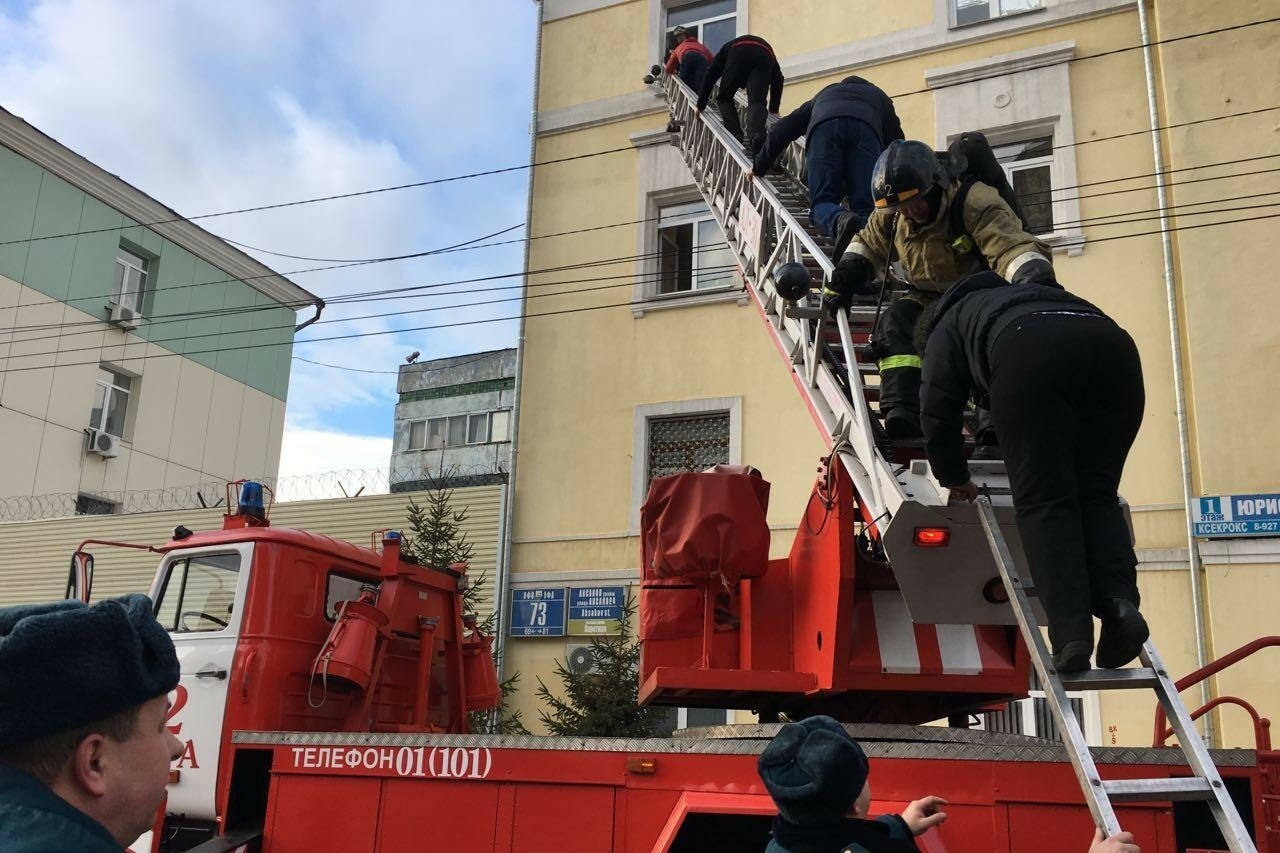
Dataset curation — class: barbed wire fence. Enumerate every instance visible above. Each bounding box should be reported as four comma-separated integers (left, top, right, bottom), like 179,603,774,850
0,464,508,523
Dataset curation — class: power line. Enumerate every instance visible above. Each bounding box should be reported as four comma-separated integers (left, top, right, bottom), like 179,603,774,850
0,14,1274,258
1,159,1275,343
0,264,743,363
2,207,1278,377
0,242,736,341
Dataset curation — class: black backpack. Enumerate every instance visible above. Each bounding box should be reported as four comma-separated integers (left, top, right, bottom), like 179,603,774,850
941,131,1032,266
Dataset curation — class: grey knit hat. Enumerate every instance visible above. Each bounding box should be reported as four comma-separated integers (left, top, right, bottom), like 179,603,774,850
758,716,870,825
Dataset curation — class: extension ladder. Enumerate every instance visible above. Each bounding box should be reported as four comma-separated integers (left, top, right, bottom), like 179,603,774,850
655,70,1257,849
975,497,1255,850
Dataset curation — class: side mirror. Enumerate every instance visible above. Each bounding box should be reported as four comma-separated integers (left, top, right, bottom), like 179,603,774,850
66,551,94,603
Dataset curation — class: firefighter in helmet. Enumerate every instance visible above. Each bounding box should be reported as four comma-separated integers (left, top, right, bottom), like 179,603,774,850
823,139,1056,443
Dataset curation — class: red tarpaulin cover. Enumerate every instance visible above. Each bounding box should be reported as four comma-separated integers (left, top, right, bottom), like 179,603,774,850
640,467,770,640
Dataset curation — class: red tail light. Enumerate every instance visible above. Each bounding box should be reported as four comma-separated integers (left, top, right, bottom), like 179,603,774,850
913,527,950,547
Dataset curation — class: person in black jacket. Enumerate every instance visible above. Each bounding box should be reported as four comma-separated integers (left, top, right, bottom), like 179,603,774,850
759,715,947,853
695,34,784,155
920,271,1149,673
749,76,903,257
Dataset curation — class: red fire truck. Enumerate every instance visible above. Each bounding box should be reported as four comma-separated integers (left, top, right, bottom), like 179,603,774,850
68,477,1275,853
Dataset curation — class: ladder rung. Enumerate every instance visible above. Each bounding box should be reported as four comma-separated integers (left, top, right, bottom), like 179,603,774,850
785,305,823,321
1102,777,1215,803
1059,668,1161,691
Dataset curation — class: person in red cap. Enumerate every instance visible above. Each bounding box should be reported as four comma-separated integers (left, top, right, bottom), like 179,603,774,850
663,25,713,91
0,595,184,852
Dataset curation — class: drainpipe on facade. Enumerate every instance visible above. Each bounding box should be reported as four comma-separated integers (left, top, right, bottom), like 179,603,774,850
1136,0,1213,746
494,0,544,682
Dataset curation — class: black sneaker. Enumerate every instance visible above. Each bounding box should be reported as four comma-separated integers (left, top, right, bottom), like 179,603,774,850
1096,599,1149,669
1051,640,1093,674
831,211,866,262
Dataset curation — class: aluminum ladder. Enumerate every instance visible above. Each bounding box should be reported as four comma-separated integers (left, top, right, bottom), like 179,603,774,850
975,496,1256,850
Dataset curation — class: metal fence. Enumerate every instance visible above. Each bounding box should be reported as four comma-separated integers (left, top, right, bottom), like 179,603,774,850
0,464,508,522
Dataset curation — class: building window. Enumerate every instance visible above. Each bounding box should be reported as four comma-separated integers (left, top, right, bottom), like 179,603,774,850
993,136,1055,235
665,0,736,55
490,410,511,442
656,201,737,296
646,412,731,485
953,0,1043,26
90,367,132,437
408,410,511,450
113,245,149,314
75,494,116,516
982,669,1099,743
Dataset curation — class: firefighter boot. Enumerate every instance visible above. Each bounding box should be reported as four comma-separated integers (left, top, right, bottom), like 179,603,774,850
878,364,923,439
969,407,1002,460
831,210,867,263
1096,598,1149,669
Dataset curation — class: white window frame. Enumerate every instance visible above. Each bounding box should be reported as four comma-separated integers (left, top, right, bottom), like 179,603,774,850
655,200,736,297
407,410,509,451
949,0,1045,28
646,0,746,73
630,397,742,531
90,366,133,438
927,41,1085,256
992,134,1056,237
663,0,736,54
112,245,150,314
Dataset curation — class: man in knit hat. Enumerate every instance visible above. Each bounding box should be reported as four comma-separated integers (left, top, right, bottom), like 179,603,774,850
0,594,184,852
757,715,946,852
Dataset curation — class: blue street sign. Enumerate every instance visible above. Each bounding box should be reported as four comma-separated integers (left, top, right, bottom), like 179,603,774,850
568,586,625,636
1193,493,1280,538
509,588,566,637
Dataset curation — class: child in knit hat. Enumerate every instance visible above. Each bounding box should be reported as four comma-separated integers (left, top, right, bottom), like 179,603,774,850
758,715,947,853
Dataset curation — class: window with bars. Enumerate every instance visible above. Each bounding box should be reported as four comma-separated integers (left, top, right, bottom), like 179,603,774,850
982,667,1096,743
953,0,1043,27
646,412,731,486
75,494,117,516
406,410,511,450
665,0,736,56
656,200,738,296
992,135,1055,235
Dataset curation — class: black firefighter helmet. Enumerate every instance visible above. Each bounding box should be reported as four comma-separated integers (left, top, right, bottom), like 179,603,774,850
871,140,949,211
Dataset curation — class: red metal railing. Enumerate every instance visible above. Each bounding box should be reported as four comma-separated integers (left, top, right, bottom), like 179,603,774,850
1152,636,1279,751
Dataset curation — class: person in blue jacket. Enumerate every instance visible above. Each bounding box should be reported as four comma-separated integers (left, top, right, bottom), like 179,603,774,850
749,76,904,259
758,715,947,852
0,595,184,852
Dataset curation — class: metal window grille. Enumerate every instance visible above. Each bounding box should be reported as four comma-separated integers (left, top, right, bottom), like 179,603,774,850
74,494,116,516
646,413,731,485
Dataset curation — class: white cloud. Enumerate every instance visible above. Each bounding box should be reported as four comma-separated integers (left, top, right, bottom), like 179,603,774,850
275,425,393,500
0,0,536,447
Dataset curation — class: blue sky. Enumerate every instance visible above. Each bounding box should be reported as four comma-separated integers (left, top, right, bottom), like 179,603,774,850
0,0,538,474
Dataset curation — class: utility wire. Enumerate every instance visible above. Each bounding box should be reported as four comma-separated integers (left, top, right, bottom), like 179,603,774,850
4,149,1274,336
2,207,1278,377
0,242,737,341
0,15,1274,256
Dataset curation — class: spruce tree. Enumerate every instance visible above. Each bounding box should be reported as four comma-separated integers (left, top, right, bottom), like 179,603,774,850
535,594,662,737
404,472,528,735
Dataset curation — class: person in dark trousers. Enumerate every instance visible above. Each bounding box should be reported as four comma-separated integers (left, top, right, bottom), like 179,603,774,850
663,25,714,91
759,715,948,852
0,595,184,852
749,76,903,257
695,34,784,155
919,271,1150,673
824,140,1054,443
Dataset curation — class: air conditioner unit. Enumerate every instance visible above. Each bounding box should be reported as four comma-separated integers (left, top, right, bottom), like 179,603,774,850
86,428,120,458
565,644,599,675
108,302,139,330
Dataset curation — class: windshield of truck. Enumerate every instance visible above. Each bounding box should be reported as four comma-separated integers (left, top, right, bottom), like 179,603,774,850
154,552,241,633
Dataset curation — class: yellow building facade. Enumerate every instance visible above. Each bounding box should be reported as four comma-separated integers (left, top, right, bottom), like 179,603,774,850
509,0,1280,746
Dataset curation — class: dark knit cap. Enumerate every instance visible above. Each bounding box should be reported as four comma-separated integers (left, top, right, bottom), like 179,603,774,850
0,595,180,749
758,716,870,825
